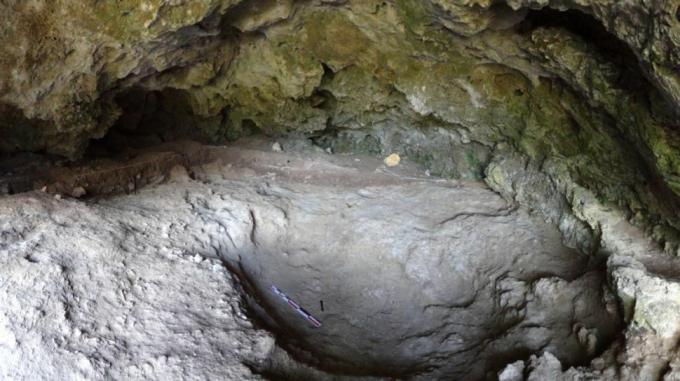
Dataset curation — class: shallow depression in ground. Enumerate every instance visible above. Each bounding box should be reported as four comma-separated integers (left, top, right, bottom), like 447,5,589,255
0,139,639,380
175,144,622,380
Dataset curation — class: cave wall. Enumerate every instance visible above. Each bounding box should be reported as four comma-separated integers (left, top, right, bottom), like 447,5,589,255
2,2,680,378
0,0,679,251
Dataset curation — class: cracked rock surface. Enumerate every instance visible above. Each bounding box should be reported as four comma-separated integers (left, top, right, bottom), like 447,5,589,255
0,143,624,380
0,185,274,380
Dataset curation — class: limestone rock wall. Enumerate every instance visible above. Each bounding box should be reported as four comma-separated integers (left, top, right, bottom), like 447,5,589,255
0,1,679,248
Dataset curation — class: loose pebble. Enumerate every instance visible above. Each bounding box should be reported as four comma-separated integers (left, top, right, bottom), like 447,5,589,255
384,153,401,167
72,187,87,198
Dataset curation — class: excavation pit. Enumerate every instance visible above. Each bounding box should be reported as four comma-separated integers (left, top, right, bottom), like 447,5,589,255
195,143,622,380
0,140,623,380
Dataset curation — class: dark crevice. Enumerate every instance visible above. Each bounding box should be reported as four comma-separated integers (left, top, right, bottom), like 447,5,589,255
86,87,226,158
520,7,680,237
310,63,337,112
309,89,336,111
521,8,649,95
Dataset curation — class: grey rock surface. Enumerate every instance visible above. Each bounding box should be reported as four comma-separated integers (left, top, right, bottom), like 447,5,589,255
0,144,624,380
0,193,274,380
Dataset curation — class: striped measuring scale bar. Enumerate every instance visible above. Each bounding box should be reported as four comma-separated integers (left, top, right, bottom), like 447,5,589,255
271,285,322,328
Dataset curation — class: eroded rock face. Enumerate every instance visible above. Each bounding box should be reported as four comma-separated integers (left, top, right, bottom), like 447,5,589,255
0,144,622,380
2,1,680,380
1,0,678,254
0,186,274,380
499,255,680,381
0,1,678,181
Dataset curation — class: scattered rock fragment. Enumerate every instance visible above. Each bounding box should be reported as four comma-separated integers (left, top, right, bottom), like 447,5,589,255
384,153,400,167
498,360,525,381
168,165,191,182
71,186,86,198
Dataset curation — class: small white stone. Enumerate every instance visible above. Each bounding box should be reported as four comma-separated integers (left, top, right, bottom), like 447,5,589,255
384,153,401,167
498,360,525,381
272,142,283,152
71,187,86,198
